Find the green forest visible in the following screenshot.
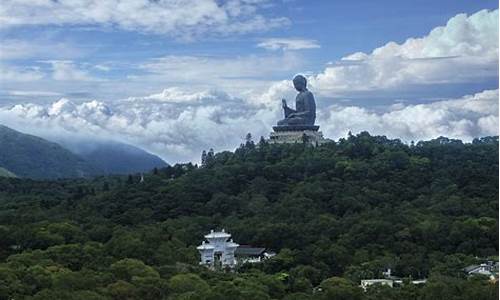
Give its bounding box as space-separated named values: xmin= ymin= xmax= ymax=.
xmin=0 ymin=132 xmax=498 ymax=300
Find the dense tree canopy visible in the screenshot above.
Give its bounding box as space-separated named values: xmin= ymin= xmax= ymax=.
xmin=0 ymin=132 xmax=498 ymax=299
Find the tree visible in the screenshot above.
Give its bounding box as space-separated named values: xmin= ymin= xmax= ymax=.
xmin=203 ymin=148 xmax=215 ymax=167
xmin=201 ymin=150 xmax=207 ymax=166
xmin=246 ymin=133 xmax=255 ymax=149
xmin=0 ymin=266 xmax=24 ymax=298
xmin=32 ymin=290 xmax=107 ymax=300
xmin=301 ymin=133 xmax=309 ymax=144
xmin=131 ymin=276 xmax=168 ymax=300
xmin=168 ymin=273 xmax=210 ymax=297
xmin=106 ymin=232 xmax=149 ymax=260
xmin=107 ymin=280 xmax=138 ymax=300
xmin=110 ymin=258 xmax=159 ymax=281
xmin=316 ymin=277 xmax=363 ymax=300
xmin=282 ymin=293 xmax=313 ymax=300
xmin=259 ymin=136 xmax=268 ymax=148
xmin=207 ymin=281 xmax=243 ymax=300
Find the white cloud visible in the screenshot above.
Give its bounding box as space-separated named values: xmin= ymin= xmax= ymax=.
xmin=319 ymin=89 xmax=499 ymax=142
xmin=0 ymin=65 xmax=45 ymax=82
xmin=309 ymin=9 xmax=498 ymax=95
xmin=0 ymin=9 xmax=497 ymax=164
xmin=2 ymin=53 xmax=301 ymax=103
xmin=257 ymin=38 xmax=320 ymax=51
xmin=0 ymin=87 xmax=497 ymax=164
xmin=0 ymin=89 xmax=278 ymax=163
xmin=141 ymin=53 xmax=300 ymax=80
xmin=8 ymin=90 xmax=62 ymax=97
xmin=0 ymin=40 xmax=92 ymax=87
xmin=135 ymin=53 xmax=302 ymax=97
xmin=0 ymin=39 xmax=84 ymax=61
xmin=1 ymin=0 xmax=289 ymax=39
xmin=2 ymin=9 xmax=495 ymax=105
xmin=45 ymin=60 xmax=95 ymax=81
xmin=135 ymin=87 xmax=232 ymax=104
xmin=94 ymin=64 xmax=111 ymax=72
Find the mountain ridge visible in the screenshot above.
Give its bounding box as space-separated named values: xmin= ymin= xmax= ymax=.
xmin=0 ymin=125 xmax=168 ymax=179
xmin=0 ymin=124 xmax=98 ymax=179
xmin=62 ymin=140 xmax=168 ymax=175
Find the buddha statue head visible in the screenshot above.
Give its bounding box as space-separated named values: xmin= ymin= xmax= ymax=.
xmin=293 ymin=75 xmax=307 ymax=92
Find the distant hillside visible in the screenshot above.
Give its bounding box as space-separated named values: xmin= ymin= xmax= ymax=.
xmin=0 ymin=125 xmax=98 ymax=179
xmin=63 ymin=141 xmax=168 ymax=175
xmin=0 ymin=125 xmax=167 ymax=179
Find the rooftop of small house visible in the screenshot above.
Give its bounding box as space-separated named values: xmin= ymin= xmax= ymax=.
xmin=463 ymin=261 xmax=499 ymax=274
xmin=235 ymin=245 xmax=267 ymax=256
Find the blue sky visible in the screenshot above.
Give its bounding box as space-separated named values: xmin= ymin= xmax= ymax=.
xmin=0 ymin=1 xmax=498 ymax=162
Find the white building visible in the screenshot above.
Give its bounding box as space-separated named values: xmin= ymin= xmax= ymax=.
xmin=360 ymin=269 xmax=427 ymax=291
xmin=197 ymin=229 xmax=239 ymax=269
xmin=464 ymin=262 xmax=499 ymax=280
xmin=360 ymin=279 xmax=393 ymax=291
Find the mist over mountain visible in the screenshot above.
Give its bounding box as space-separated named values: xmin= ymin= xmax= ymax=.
xmin=0 ymin=125 xmax=97 ymax=179
xmin=0 ymin=125 xmax=168 ymax=179
xmin=61 ymin=140 xmax=168 ymax=175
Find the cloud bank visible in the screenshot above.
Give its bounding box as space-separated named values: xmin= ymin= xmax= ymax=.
xmin=1 ymin=10 xmax=496 ymax=104
xmin=319 ymin=89 xmax=499 ymax=143
xmin=257 ymin=38 xmax=321 ymax=51
xmin=309 ymin=9 xmax=498 ymax=96
xmin=0 ymin=90 xmax=277 ymax=163
xmin=0 ymin=88 xmax=497 ymax=163
xmin=1 ymin=0 xmax=289 ymax=39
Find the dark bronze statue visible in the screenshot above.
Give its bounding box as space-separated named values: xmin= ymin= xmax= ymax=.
xmin=277 ymin=75 xmax=316 ymax=128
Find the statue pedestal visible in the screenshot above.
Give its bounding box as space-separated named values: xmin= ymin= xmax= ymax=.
xmin=269 ymin=127 xmax=329 ymax=146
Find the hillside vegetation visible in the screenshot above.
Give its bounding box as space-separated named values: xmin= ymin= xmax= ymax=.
xmin=0 ymin=125 xmax=97 ymax=179
xmin=0 ymin=125 xmax=168 ymax=179
xmin=0 ymin=132 xmax=498 ymax=299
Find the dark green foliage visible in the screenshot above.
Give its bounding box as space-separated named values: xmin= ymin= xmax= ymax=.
xmin=0 ymin=132 xmax=497 ymax=299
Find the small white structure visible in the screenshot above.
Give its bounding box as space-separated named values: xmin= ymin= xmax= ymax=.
xmin=360 ymin=268 xmax=427 ymax=291
xmin=197 ymin=229 xmax=239 ymax=269
xmin=382 ymin=268 xmax=392 ymax=278
xmin=197 ymin=241 xmax=215 ymax=265
xmin=360 ymin=279 xmax=393 ymax=291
